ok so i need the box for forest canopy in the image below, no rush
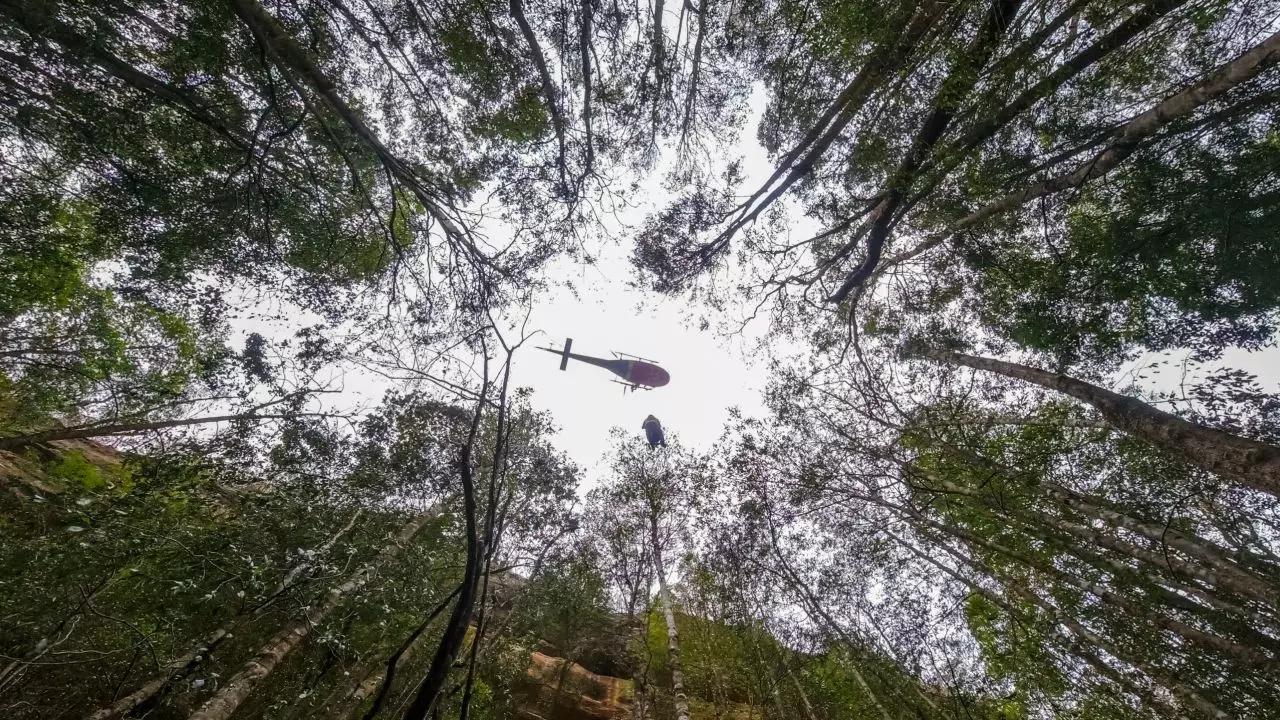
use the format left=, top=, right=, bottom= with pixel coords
left=2, top=0, right=1280, bottom=718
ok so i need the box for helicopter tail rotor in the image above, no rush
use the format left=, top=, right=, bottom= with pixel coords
left=559, top=338, right=572, bottom=371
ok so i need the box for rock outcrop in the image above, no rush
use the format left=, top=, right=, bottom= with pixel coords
left=518, top=651, right=634, bottom=720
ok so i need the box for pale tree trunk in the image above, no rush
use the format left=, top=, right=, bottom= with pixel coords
left=910, top=0, right=1186, bottom=205
left=894, top=532, right=1229, bottom=719
left=0, top=413, right=299, bottom=450
left=950, top=28, right=1280, bottom=234
left=737, top=614, right=793, bottom=720
left=880, top=29, right=1280, bottom=279
left=186, top=506, right=440, bottom=720
left=918, top=472, right=1278, bottom=621
left=1042, top=483, right=1280, bottom=586
left=649, top=514, right=691, bottom=720
left=938, top=538, right=1234, bottom=719
left=89, top=627, right=231, bottom=720
left=886, top=500, right=1279, bottom=673
left=87, top=509, right=364, bottom=720
left=1040, top=504, right=1278, bottom=609
left=925, top=349, right=1280, bottom=498
left=1056, top=629, right=1182, bottom=718
left=783, top=660, right=821, bottom=720
left=227, top=0, right=466, bottom=242
left=1063, top=537, right=1260, bottom=621
left=759, top=513, right=895, bottom=720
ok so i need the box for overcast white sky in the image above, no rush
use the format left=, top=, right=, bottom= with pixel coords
left=232, top=84, right=1280, bottom=494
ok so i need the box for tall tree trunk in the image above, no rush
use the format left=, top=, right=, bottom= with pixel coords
left=510, top=0, right=569, bottom=191
left=1044, top=511, right=1279, bottom=609
left=1042, top=483, right=1280, bottom=585
left=0, top=413, right=298, bottom=450
left=882, top=498, right=1279, bottom=672
left=882, top=28, right=1280, bottom=277
left=753, top=507, right=897, bottom=720
left=917, top=470, right=1280, bottom=623
left=649, top=514, right=692, bottom=720
left=949, top=29, right=1280, bottom=234
left=782, top=659, right=821, bottom=720
left=92, top=509, right=366, bottom=719
left=894, top=532, right=1229, bottom=719
left=354, top=584, right=462, bottom=720
left=911, top=0, right=1187, bottom=204
left=724, top=1, right=940, bottom=240
left=402, top=452, right=482, bottom=720
left=185, top=506, right=441, bottom=720
left=827, top=0, right=1025, bottom=302
left=924, top=349, right=1280, bottom=497
left=227, top=0, right=466, bottom=243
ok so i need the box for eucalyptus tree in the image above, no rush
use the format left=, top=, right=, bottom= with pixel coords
left=631, top=0, right=1280, bottom=373
left=0, top=390, right=455, bottom=718
left=0, top=0, right=697, bottom=456
left=588, top=429, right=705, bottom=720
left=732, top=329, right=1280, bottom=718
left=0, top=354, right=580, bottom=720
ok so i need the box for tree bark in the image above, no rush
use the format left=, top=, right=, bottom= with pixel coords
left=1041, top=510, right=1279, bottom=610
left=226, top=0, right=469, bottom=245
left=897, top=0, right=1184, bottom=226
left=357, top=584, right=462, bottom=720
left=827, top=0, right=1025, bottom=302
left=917, top=470, right=1280, bottom=623
left=0, top=413, right=298, bottom=450
left=185, top=506, right=441, bottom=720
left=723, top=1, right=940, bottom=241
left=1042, top=483, right=1280, bottom=588
left=895, top=532, right=1230, bottom=719
left=510, top=0, right=569, bottom=191
left=925, top=349, right=1280, bottom=498
left=649, top=514, right=692, bottom=720
left=678, top=0, right=707, bottom=149
left=87, top=510, right=364, bottom=720
left=87, top=628, right=232, bottom=720
left=949, top=28, right=1280, bottom=234
left=755, top=515, right=896, bottom=720
left=885, top=499, right=1279, bottom=673
left=401, top=452, right=482, bottom=720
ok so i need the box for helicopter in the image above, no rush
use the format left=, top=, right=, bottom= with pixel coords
left=538, top=338, right=670, bottom=394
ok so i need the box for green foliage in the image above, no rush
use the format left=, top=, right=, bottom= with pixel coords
left=967, top=130, right=1280, bottom=367
left=42, top=449, right=132, bottom=492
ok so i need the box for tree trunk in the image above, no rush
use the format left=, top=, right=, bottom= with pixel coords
left=1044, top=507, right=1279, bottom=609
left=727, top=1, right=940, bottom=239
left=649, top=514, right=691, bottom=720
left=923, top=0, right=1186, bottom=193
left=827, top=0, right=1025, bottom=302
left=888, top=500, right=1279, bottom=673
left=185, top=506, right=440, bottom=720
left=510, top=0, right=568, bottom=190
left=783, top=659, right=821, bottom=720
left=894, top=532, right=1229, bottom=719
left=917, top=470, right=1280, bottom=628
left=89, top=509, right=365, bottom=719
left=756, top=512, right=895, bottom=720
left=925, top=349, right=1280, bottom=498
left=402, top=453, right=482, bottom=720
left=0, top=413, right=298, bottom=450
left=949, top=29, right=1280, bottom=234
left=1042, top=483, right=1280, bottom=588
